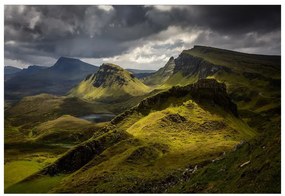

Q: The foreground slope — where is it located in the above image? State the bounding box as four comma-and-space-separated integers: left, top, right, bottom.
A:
6, 79, 256, 193
70, 63, 150, 102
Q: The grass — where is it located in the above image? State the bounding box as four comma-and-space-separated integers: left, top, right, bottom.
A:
31, 115, 98, 144
69, 63, 150, 102
3, 46, 280, 193
5, 175, 66, 193
40, 95, 257, 193
4, 160, 44, 189
167, 118, 280, 193
161, 72, 199, 88
4, 142, 67, 191
183, 45, 280, 79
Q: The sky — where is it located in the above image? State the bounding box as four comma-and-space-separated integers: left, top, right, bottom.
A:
4, 5, 281, 70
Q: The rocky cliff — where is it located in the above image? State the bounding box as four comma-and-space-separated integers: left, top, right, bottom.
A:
112, 79, 238, 125
174, 52, 231, 78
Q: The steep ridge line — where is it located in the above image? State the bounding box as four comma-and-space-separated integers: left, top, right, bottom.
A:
112, 79, 238, 125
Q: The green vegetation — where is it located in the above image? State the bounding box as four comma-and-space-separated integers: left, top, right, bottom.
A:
70, 63, 151, 102
184, 45, 280, 79
4, 46, 280, 193
6, 175, 66, 193
31, 115, 96, 144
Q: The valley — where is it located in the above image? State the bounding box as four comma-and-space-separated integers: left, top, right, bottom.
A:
4, 46, 281, 193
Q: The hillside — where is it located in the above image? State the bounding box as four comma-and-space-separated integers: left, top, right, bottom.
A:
144, 46, 280, 114
4, 46, 281, 193
4, 57, 99, 100
70, 63, 150, 102
31, 115, 94, 144
142, 57, 176, 86
6, 79, 258, 193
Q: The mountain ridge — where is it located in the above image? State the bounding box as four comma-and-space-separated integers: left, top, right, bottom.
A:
4, 57, 99, 100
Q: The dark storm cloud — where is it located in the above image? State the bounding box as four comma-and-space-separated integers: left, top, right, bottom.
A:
4, 5, 281, 67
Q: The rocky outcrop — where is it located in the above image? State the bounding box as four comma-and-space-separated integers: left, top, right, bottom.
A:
93, 63, 130, 87
163, 114, 187, 123
112, 79, 238, 125
39, 130, 130, 176
174, 53, 231, 78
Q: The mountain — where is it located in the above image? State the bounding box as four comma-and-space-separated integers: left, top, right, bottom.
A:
6, 79, 257, 193
4, 46, 281, 193
4, 57, 99, 101
4, 66, 22, 81
144, 46, 280, 112
70, 63, 150, 102
142, 57, 175, 86
127, 69, 156, 79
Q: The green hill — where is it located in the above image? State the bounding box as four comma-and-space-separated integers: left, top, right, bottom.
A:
146, 46, 280, 114
70, 63, 150, 102
6, 79, 258, 193
31, 115, 95, 144
4, 46, 280, 193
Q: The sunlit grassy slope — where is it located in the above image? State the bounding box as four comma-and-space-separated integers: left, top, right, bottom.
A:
70, 63, 150, 102
6, 79, 257, 193
4, 113, 107, 191
4, 46, 280, 193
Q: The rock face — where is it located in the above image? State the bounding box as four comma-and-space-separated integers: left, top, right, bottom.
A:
174, 52, 231, 78
92, 63, 132, 87
40, 130, 130, 176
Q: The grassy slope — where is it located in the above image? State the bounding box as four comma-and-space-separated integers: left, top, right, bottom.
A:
70, 63, 150, 102
52, 101, 255, 193
184, 46, 280, 79
4, 47, 280, 193
4, 113, 107, 191
4, 141, 69, 190
167, 108, 280, 193
31, 115, 105, 144
5, 94, 111, 130
7, 81, 257, 193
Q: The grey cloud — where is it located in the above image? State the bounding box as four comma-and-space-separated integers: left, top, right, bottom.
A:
4, 5, 281, 68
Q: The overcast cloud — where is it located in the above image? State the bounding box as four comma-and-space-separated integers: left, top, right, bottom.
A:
4, 5, 281, 69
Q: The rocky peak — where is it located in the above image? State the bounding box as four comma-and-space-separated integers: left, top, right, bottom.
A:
92, 63, 134, 88
100, 63, 125, 71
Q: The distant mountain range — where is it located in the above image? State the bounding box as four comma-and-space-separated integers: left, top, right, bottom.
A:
4, 58, 157, 101
5, 57, 99, 100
